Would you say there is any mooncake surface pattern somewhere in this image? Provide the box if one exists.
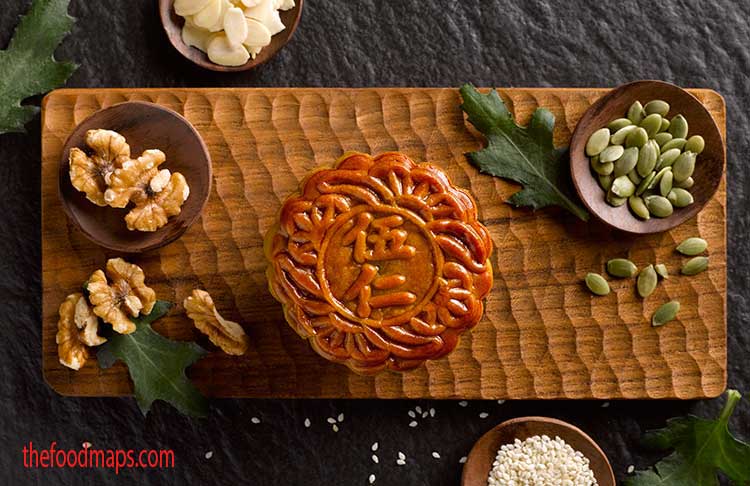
[265,152,493,374]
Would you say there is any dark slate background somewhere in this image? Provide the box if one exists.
[1,0,748,484]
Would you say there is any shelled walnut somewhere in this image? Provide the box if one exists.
[87,258,156,335]
[69,129,131,206]
[183,289,248,356]
[56,293,106,370]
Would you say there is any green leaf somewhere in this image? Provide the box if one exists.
[98,301,209,418]
[459,84,589,221]
[625,390,750,486]
[0,0,77,134]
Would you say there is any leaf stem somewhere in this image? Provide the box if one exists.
[720,389,742,424]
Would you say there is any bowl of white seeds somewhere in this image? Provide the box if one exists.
[461,416,615,486]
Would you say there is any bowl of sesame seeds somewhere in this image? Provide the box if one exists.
[461,416,615,486]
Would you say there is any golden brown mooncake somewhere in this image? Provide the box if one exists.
[265,152,493,374]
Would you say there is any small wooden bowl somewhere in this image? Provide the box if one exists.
[58,101,212,253]
[159,0,304,72]
[462,416,615,486]
[570,80,725,234]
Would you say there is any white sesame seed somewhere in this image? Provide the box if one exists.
[327,417,337,424]
[251,417,261,424]
[371,442,379,452]
[204,451,213,459]
[497,400,506,405]
[338,413,344,422]
[415,406,422,414]
[408,420,418,427]
[368,474,376,484]
[459,401,468,407]
[332,424,339,432]
[429,407,436,417]
[396,459,406,466]
[422,411,429,418]
[304,418,311,428]
[627,465,635,474]
[459,456,467,464]
[398,452,406,460]
[479,412,489,419]
[371,454,379,464]
[82,442,92,449]
[408,410,416,418]
[601,401,610,408]
[432,451,441,459]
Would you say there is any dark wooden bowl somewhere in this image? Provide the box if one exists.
[462,416,615,486]
[58,101,212,253]
[570,80,725,234]
[159,0,304,72]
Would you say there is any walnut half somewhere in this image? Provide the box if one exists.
[69,129,131,206]
[56,293,106,370]
[184,289,248,356]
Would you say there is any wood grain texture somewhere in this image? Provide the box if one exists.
[41,87,727,400]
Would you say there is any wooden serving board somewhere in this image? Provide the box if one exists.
[41,87,726,400]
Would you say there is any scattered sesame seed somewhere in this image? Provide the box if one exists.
[415,406,422,414]
[497,400,506,405]
[327,417,337,424]
[408,420,418,427]
[251,417,261,424]
[396,459,406,466]
[369,474,376,484]
[479,412,489,419]
[422,411,429,418]
[338,413,345,422]
[304,418,311,428]
[332,424,339,432]
[398,452,406,460]
[432,451,441,459]
[408,410,416,418]
[459,401,468,407]
[601,402,610,408]
[371,454,379,464]
[627,465,635,474]
[371,442,379,452]
[429,408,436,417]
[204,451,213,459]
[459,456,467,464]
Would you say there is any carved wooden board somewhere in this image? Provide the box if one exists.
[41,88,726,399]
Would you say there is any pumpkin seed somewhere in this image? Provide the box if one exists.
[658,118,670,133]
[628,169,642,184]
[626,127,649,148]
[652,301,680,327]
[685,135,705,154]
[640,113,663,137]
[668,188,694,207]
[676,176,694,189]
[585,273,610,296]
[669,114,688,139]
[636,171,656,196]
[676,237,708,256]
[610,125,638,145]
[598,174,613,191]
[637,264,658,298]
[614,147,639,177]
[645,195,674,218]
[681,256,709,276]
[655,263,669,279]
[659,170,674,197]
[591,157,614,175]
[649,167,672,190]
[655,148,682,170]
[628,195,650,220]
[627,101,645,124]
[653,132,673,147]
[636,140,658,176]
[600,145,625,163]
[606,190,627,207]
[607,258,639,278]
[661,138,687,153]
[586,128,611,156]
[672,151,696,182]
[611,175,636,198]
[608,118,633,131]
[644,99,670,117]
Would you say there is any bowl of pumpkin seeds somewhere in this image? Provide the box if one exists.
[570,80,725,234]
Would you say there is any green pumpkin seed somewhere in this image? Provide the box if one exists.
[645,195,674,218]
[628,169,643,184]
[626,127,649,148]
[614,147,639,177]
[610,125,638,145]
[606,190,627,207]
[661,138,687,153]
[668,188,694,207]
[655,263,669,279]
[600,145,625,163]
[669,114,688,139]
[627,101,645,124]
[591,156,614,175]
[652,300,680,327]
[636,171,656,196]
[672,151,696,182]
[637,264,658,298]
[685,135,705,154]
[659,170,674,197]
[653,132,673,146]
[644,99,670,116]
[607,258,638,278]
[658,118,670,133]
[628,195,650,220]
[675,176,694,189]
[598,174,613,191]
[681,256,709,276]
[676,237,708,256]
[655,148,682,170]
[611,175,636,198]
[608,118,633,131]
[640,113,663,137]
[636,141,658,176]
[585,273,610,296]
[649,167,672,190]
[586,128,611,156]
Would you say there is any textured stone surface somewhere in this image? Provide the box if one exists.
[0,0,749,484]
